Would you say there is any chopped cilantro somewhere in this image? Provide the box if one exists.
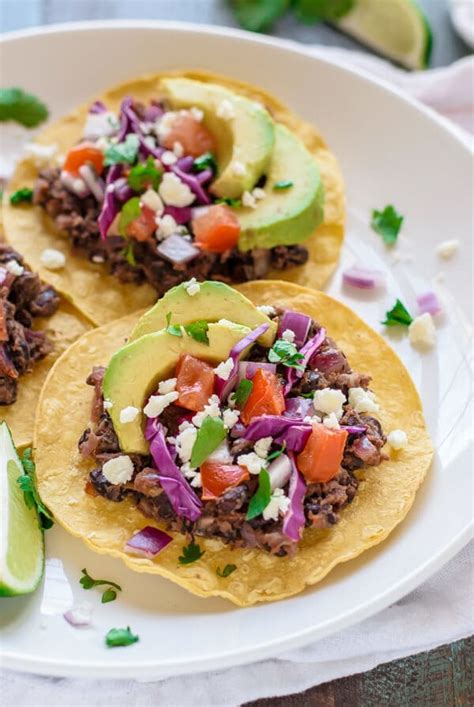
[127,156,162,192]
[299,391,314,399]
[231,0,289,32]
[118,196,141,238]
[371,205,404,245]
[17,448,54,530]
[267,442,286,462]
[0,87,48,128]
[216,564,237,578]
[105,627,139,648]
[101,588,118,604]
[268,339,304,370]
[79,568,122,592]
[184,320,209,345]
[104,134,140,167]
[214,197,242,208]
[382,299,413,327]
[178,542,205,565]
[10,187,33,205]
[192,152,217,173]
[121,241,136,267]
[190,416,226,468]
[246,469,271,520]
[273,179,293,190]
[165,312,183,337]
[234,378,253,407]
[294,0,354,23]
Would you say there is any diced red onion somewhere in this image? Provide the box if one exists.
[125,526,172,558]
[244,415,311,440]
[176,156,194,172]
[196,168,213,185]
[274,424,312,452]
[114,177,134,203]
[351,435,378,462]
[215,323,270,401]
[60,170,90,198]
[282,453,307,542]
[99,164,122,240]
[278,310,311,347]
[238,361,276,381]
[284,327,326,395]
[157,234,200,264]
[89,100,107,114]
[310,347,346,374]
[78,164,105,203]
[284,396,314,419]
[342,265,386,290]
[268,453,292,491]
[171,166,211,205]
[417,290,442,316]
[163,205,192,225]
[230,421,247,439]
[63,604,92,627]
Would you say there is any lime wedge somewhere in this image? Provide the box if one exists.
[0,422,44,596]
[335,0,433,70]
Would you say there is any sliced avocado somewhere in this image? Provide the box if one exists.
[103,322,251,455]
[237,124,324,251]
[161,78,275,199]
[130,280,277,347]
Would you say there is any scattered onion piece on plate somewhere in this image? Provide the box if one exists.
[342,265,386,290]
[125,526,173,559]
[416,291,442,316]
[63,603,93,627]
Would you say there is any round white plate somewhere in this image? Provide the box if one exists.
[0,21,472,680]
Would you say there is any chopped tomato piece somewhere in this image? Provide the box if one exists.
[200,462,249,500]
[127,205,156,241]
[175,354,215,412]
[297,423,348,483]
[241,368,285,425]
[192,205,241,253]
[161,113,215,158]
[63,143,104,176]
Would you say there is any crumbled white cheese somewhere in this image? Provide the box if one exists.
[139,121,153,135]
[254,436,273,459]
[303,414,321,424]
[180,461,201,488]
[155,214,178,240]
[106,183,116,193]
[281,329,295,343]
[154,111,178,141]
[223,408,240,430]
[323,412,340,430]
[103,399,113,410]
[237,452,266,475]
[173,141,184,158]
[242,190,257,209]
[140,188,164,214]
[216,99,235,121]
[190,472,202,488]
[119,406,140,424]
[102,455,134,485]
[143,136,157,150]
[313,388,346,419]
[184,277,201,296]
[159,172,195,207]
[83,111,118,139]
[161,150,178,166]
[207,441,232,464]
[158,377,177,395]
[175,425,198,464]
[192,394,221,427]
[73,178,87,194]
[143,391,179,418]
[387,429,408,450]
[214,357,234,381]
[40,248,66,270]
[5,260,24,277]
[257,305,276,316]
[227,392,237,409]
[436,239,459,259]
[24,142,57,166]
[92,254,105,263]
[232,161,246,176]
[252,187,266,200]
[190,107,204,122]
[348,387,379,414]
[263,488,291,521]
[408,313,436,348]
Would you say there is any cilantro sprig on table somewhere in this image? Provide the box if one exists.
[371,205,404,245]
[80,568,122,604]
[382,299,413,327]
[230,0,354,32]
[105,626,139,647]
[0,87,48,128]
[17,448,54,530]
[268,339,304,370]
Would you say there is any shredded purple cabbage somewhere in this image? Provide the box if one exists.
[274,425,311,452]
[284,327,326,395]
[98,164,122,240]
[282,453,307,541]
[89,100,107,114]
[171,165,211,205]
[278,310,311,348]
[244,415,311,441]
[215,323,270,401]
[284,397,314,419]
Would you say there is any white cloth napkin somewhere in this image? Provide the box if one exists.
[1,50,473,707]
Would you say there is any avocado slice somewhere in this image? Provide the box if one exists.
[130,281,277,347]
[103,321,252,455]
[161,78,275,199]
[237,124,325,251]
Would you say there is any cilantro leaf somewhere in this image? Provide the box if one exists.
[17,448,54,530]
[105,626,139,647]
[267,442,286,462]
[178,542,205,565]
[184,320,209,345]
[10,188,33,205]
[294,0,354,23]
[121,241,136,267]
[190,416,226,468]
[231,0,289,32]
[127,156,162,192]
[246,469,271,520]
[273,180,293,190]
[216,564,237,578]
[165,312,183,337]
[101,588,118,604]
[118,196,141,238]
[268,339,304,370]
[214,197,242,208]
[0,87,48,128]
[234,379,253,407]
[192,152,217,173]
[80,568,122,592]
[382,299,413,327]
[104,134,140,167]
[299,391,314,399]
[371,205,404,245]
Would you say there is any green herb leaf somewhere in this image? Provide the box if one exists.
[299,391,314,399]
[268,339,304,370]
[118,196,141,238]
[294,0,354,23]
[216,564,237,578]
[10,187,33,205]
[17,448,54,530]
[101,588,118,604]
[184,320,209,345]
[234,378,253,407]
[267,442,286,462]
[80,568,122,592]
[273,179,293,190]
[165,312,183,337]
[371,205,404,245]
[121,241,136,267]
[127,156,162,192]
[231,0,289,32]
[192,152,217,173]
[178,542,205,565]
[191,416,226,467]
[0,87,49,128]
[104,134,140,167]
[246,469,271,520]
[105,626,139,648]
[382,299,413,327]
[214,197,242,208]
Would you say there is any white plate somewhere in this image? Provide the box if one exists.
[0,21,472,680]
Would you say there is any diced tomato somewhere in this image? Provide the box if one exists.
[175,354,215,412]
[63,143,104,176]
[127,205,157,241]
[297,423,348,483]
[241,368,285,425]
[200,461,249,500]
[161,113,216,158]
[192,205,241,253]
